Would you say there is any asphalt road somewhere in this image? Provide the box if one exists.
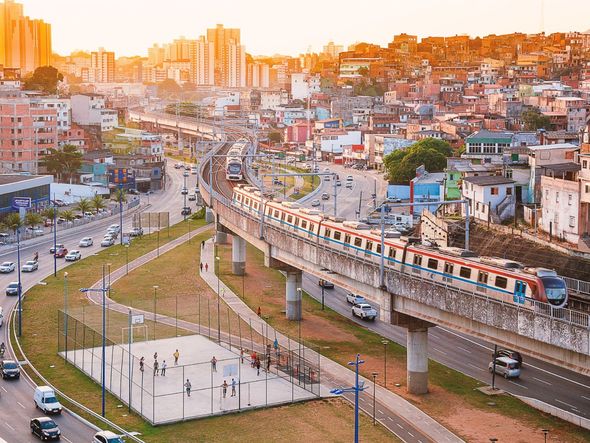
[0,163,190,442]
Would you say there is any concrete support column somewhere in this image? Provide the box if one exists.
[285,270,303,321]
[205,207,214,223]
[215,231,227,244]
[231,235,246,275]
[407,327,429,394]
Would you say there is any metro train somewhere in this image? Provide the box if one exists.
[226,138,251,181]
[231,184,568,308]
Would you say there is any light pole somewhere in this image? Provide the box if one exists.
[125,245,129,275]
[381,339,389,388]
[330,354,366,443]
[118,185,123,246]
[371,371,378,425]
[153,285,159,340]
[297,287,303,376]
[53,202,57,277]
[63,272,68,362]
[321,284,325,311]
[16,227,22,337]
[542,429,549,443]
[215,256,220,343]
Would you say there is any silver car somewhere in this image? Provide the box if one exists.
[488,357,521,379]
[22,260,38,272]
[0,261,15,273]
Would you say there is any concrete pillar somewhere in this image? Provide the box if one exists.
[215,231,227,244]
[232,235,246,275]
[407,327,429,394]
[285,270,303,321]
[205,207,214,223]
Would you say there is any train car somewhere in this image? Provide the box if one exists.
[231,186,568,309]
[226,139,250,181]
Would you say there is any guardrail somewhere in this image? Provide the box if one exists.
[563,275,590,298]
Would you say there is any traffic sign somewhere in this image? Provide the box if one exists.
[11,197,31,209]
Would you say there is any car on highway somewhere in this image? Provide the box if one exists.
[311,199,320,207]
[323,175,330,181]
[346,175,353,181]
[488,357,521,379]
[109,224,121,233]
[181,207,192,215]
[352,302,377,321]
[79,237,93,247]
[321,192,330,200]
[106,228,119,238]
[54,247,68,258]
[22,260,39,272]
[336,180,342,186]
[183,171,189,177]
[345,182,353,189]
[346,293,365,304]
[93,430,125,443]
[5,282,19,296]
[26,227,44,236]
[389,197,402,203]
[1,359,20,379]
[49,244,65,254]
[101,237,115,247]
[0,261,15,273]
[127,188,139,195]
[30,417,61,441]
[188,193,196,201]
[174,163,182,169]
[494,349,523,368]
[129,227,144,237]
[34,386,63,414]
[65,250,82,261]
[318,279,334,289]
[181,187,188,195]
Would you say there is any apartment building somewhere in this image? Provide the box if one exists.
[90,48,115,83]
[71,94,117,132]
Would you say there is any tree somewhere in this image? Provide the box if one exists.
[23,66,63,94]
[24,212,43,232]
[75,198,92,215]
[522,108,551,131]
[384,138,453,184]
[4,213,23,235]
[41,207,58,221]
[41,145,82,183]
[112,188,127,204]
[60,210,75,224]
[90,194,106,214]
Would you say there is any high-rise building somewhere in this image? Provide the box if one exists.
[147,44,165,66]
[189,36,214,86]
[207,24,245,87]
[0,0,52,73]
[247,62,270,88]
[90,48,115,83]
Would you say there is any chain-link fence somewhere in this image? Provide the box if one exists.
[58,294,321,424]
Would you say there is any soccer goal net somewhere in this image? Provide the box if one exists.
[122,325,149,344]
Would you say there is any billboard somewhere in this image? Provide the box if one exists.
[11,197,31,209]
[109,168,136,187]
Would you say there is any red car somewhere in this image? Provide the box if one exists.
[54,247,68,258]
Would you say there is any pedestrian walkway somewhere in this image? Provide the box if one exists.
[200,238,464,443]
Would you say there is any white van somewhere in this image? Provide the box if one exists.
[34,386,62,414]
[0,306,4,327]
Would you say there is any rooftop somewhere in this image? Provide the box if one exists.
[466,130,513,143]
[528,143,578,152]
[0,174,48,185]
[463,175,515,186]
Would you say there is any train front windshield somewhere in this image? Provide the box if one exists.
[228,163,242,174]
[541,277,568,307]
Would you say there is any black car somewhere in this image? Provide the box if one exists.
[30,417,61,440]
[318,279,335,289]
[181,207,192,216]
[495,349,523,367]
[1,360,20,379]
[5,282,19,296]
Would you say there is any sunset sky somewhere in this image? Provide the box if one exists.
[19,0,590,57]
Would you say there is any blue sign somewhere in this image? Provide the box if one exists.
[11,197,31,209]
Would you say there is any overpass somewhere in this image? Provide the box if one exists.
[133,108,590,393]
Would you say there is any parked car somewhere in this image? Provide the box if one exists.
[321,192,330,200]
[30,417,61,441]
[1,360,20,379]
[129,227,144,237]
[0,261,15,273]
[93,430,125,443]
[346,293,365,304]
[49,244,65,254]
[494,349,523,368]
[389,197,402,203]
[101,237,115,247]
[79,237,93,247]
[22,260,39,272]
[0,233,9,244]
[54,247,68,258]
[181,207,192,215]
[346,175,354,181]
[5,282,19,296]
[34,386,62,414]
[488,357,521,379]
[318,279,334,289]
[65,250,82,261]
[83,211,94,218]
[352,303,377,321]
[27,227,44,236]
[311,199,320,207]
[174,163,182,169]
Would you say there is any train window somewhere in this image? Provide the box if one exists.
[495,276,508,289]
[253,202,259,210]
[354,237,363,248]
[334,231,342,241]
[310,224,315,232]
[388,248,396,259]
[281,212,285,221]
[274,210,280,218]
[413,255,423,266]
[376,243,381,254]
[366,241,373,252]
[459,266,471,279]
[427,258,438,270]
[245,198,250,206]
[444,262,454,274]
[236,194,242,202]
[478,271,489,284]
[324,228,331,238]
[287,215,293,224]
[301,220,307,229]
[294,217,300,226]
[344,234,351,244]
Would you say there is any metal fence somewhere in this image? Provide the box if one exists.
[57,294,321,425]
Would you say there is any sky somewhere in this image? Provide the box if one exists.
[17,0,590,57]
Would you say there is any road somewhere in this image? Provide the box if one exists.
[0,163,190,442]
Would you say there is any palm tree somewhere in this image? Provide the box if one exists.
[4,213,23,240]
[90,194,106,214]
[41,207,58,232]
[24,212,43,234]
[112,188,127,204]
[75,198,92,215]
[60,209,75,225]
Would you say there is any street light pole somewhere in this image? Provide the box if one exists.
[321,284,325,311]
[101,265,106,417]
[215,256,221,343]
[119,185,123,246]
[64,272,68,362]
[153,285,159,340]
[125,245,129,275]
[16,227,22,337]
[381,339,389,388]
[371,372,378,425]
[542,429,549,443]
[53,202,57,277]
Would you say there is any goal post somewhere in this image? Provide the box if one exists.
[122,325,148,344]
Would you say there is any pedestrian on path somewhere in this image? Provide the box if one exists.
[185,379,192,397]
[161,360,167,376]
[153,359,159,376]
[205,263,209,272]
[222,380,228,398]
[153,351,158,361]
[201,240,205,249]
[257,306,261,317]
[255,357,261,376]
[266,354,271,372]
[139,357,144,373]
[174,349,179,365]
[250,351,256,368]
[240,348,244,364]
[231,378,236,397]
[200,262,203,272]
[273,338,279,355]
[211,356,217,372]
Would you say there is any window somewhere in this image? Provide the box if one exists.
[476,202,480,211]
[459,266,472,279]
[478,271,489,285]
[568,194,573,205]
[388,248,396,259]
[570,216,576,227]
[366,241,373,252]
[427,258,438,270]
[556,192,559,203]
[253,202,259,210]
[274,210,279,218]
[309,224,315,232]
[294,217,300,227]
[506,188,512,196]
[287,215,293,224]
[545,189,549,200]
[584,160,588,169]
[505,169,513,179]
[354,237,363,248]
[344,234,351,244]
[491,187,498,195]
[413,255,423,266]
[495,276,508,289]
[444,262,454,274]
[376,243,382,254]
[324,228,331,238]
[301,220,307,230]
[334,231,341,241]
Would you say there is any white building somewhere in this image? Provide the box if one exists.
[462,176,516,223]
[71,94,117,132]
[540,174,580,243]
[318,130,362,156]
[290,73,321,100]
[260,90,288,111]
[32,97,71,133]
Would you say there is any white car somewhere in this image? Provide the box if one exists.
[352,303,377,321]
[346,293,365,304]
[22,260,38,272]
[0,261,15,273]
[65,250,82,261]
[93,430,125,443]
[101,237,115,247]
[311,200,321,207]
[79,237,93,247]
[108,224,121,233]
[26,227,44,236]
[181,187,188,195]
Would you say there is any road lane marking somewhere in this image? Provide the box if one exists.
[396,423,404,429]
[5,423,13,431]
[456,346,470,353]
[533,377,552,386]
[359,397,366,402]
[378,409,384,414]
[387,417,394,422]
[432,347,447,355]
[582,395,590,401]
[467,363,484,372]
[17,401,25,409]
[0,387,6,392]
[62,437,73,443]
[555,399,578,410]
[508,381,528,389]
[408,432,415,438]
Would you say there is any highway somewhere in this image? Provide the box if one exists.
[296,162,590,420]
[0,163,190,442]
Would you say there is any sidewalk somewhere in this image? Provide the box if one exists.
[200,238,464,443]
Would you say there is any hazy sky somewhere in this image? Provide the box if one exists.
[18,0,590,57]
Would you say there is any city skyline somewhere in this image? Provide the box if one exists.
[17,0,590,57]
